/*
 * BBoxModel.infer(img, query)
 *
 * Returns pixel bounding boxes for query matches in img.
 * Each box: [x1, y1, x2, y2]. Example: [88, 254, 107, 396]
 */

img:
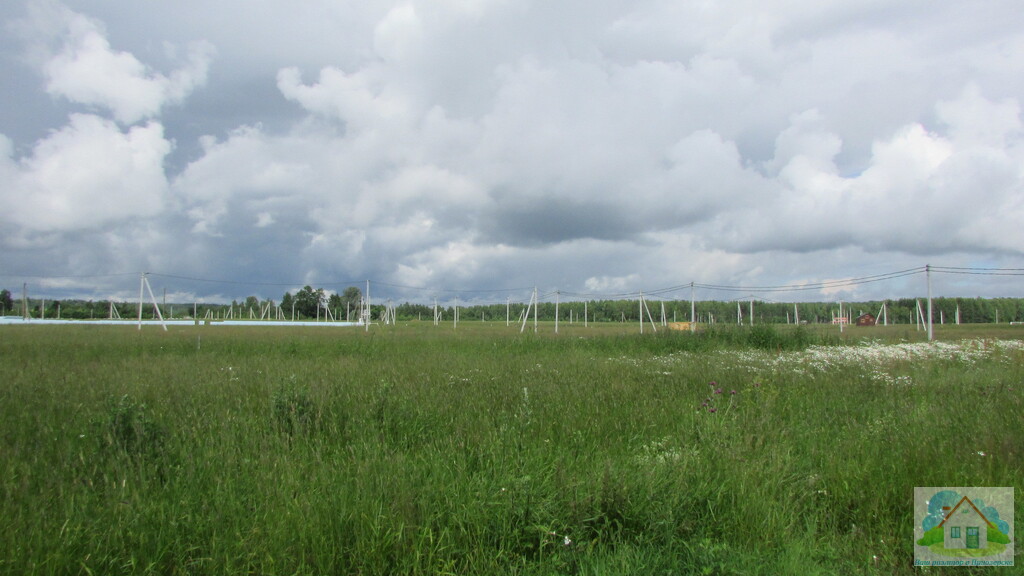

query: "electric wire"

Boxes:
[6, 264, 1023, 304]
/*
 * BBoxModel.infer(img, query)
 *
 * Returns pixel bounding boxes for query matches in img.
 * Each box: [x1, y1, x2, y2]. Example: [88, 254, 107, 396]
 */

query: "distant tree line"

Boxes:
[0, 286, 363, 321]
[3, 287, 1024, 324]
[280, 286, 363, 320]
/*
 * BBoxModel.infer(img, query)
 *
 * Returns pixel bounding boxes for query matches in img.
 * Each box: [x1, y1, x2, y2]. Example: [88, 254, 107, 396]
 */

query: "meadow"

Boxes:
[0, 322, 1021, 575]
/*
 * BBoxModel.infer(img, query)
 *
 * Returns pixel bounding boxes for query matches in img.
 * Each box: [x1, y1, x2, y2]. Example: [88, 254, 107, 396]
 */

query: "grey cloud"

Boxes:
[481, 194, 639, 247]
[3, 0, 1024, 303]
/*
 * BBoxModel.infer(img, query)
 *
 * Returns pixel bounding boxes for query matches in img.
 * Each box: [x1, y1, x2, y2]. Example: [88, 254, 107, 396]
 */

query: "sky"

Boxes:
[1, 0, 1023, 306]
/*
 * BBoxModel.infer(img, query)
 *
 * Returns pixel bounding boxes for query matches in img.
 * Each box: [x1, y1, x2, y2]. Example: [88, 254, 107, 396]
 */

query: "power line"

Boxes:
[931, 266, 1024, 276]
[0, 272, 138, 280]
[692, 267, 925, 293]
[146, 273, 368, 287]
[5, 264, 1020, 304]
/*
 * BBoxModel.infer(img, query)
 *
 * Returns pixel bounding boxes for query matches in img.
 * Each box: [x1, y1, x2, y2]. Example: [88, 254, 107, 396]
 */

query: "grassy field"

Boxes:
[1, 322, 1021, 575]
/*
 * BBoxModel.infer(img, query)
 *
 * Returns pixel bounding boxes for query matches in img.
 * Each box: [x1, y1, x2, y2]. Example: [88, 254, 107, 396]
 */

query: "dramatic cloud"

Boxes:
[2, 0, 1023, 303]
[0, 114, 171, 235]
[22, 0, 213, 124]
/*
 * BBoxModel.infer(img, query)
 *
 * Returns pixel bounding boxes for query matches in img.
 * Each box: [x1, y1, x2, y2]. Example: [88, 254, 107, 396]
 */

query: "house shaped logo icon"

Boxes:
[914, 487, 1014, 566]
[938, 496, 993, 550]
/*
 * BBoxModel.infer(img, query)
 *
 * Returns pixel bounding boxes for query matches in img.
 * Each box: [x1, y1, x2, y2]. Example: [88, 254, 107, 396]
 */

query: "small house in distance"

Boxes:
[855, 313, 876, 327]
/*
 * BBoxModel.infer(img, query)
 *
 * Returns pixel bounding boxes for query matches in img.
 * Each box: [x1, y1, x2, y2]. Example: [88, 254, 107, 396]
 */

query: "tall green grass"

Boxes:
[0, 324, 1021, 574]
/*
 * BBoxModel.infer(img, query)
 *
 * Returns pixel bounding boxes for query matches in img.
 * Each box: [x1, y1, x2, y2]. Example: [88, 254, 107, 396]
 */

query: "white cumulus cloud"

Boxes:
[1, 114, 171, 235]
[25, 0, 213, 124]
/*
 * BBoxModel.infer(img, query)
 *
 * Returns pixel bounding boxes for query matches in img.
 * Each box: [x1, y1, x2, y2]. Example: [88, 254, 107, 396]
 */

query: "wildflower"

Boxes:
[708, 407, 717, 413]
[564, 535, 572, 546]
[977, 451, 986, 457]
[730, 389, 737, 395]
[714, 388, 722, 395]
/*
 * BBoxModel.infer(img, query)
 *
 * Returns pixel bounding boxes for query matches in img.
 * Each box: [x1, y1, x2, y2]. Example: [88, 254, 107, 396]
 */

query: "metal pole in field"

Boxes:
[639, 291, 644, 334]
[519, 291, 531, 333]
[533, 287, 537, 333]
[507, 297, 510, 327]
[142, 274, 168, 331]
[690, 282, 696, 332]
[555, 291, 559, 334]
[138, 273, 145, 330]
[926, 264, 933, 341]
[584, 300, 588, 327]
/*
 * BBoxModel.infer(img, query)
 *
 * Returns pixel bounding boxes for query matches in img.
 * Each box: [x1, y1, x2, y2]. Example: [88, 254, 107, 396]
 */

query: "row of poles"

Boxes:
[21, 267, 943, 341]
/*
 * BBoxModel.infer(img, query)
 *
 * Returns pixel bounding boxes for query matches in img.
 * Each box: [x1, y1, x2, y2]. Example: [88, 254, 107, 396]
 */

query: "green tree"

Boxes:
[293, 286, 324, 319]
[281, 292, 294, 317]
[340, 286, 362, 318]
[0, 289, 13, 315]
[327, 293, 343, 315]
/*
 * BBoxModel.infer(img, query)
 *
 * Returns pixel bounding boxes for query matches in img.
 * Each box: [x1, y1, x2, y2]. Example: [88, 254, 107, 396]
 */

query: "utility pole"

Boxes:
[690, 282, 696, 332]
[555, 291, 559, 334]
[533, 287, 537, 332]
[926, 264, 933, 341]
[639, 291, 644, 334]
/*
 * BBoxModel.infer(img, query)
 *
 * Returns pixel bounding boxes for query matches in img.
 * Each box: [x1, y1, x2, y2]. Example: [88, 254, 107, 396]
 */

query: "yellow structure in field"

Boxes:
[667, 322, 694, 331]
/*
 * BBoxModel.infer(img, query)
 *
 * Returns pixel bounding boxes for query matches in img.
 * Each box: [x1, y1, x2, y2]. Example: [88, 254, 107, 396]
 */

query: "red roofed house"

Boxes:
[938, 496, 995, 550]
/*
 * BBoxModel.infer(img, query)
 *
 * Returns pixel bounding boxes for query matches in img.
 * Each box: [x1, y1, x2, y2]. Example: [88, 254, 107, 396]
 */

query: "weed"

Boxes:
[271, 379, 322, 437]
[94, 394, 166, 460]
